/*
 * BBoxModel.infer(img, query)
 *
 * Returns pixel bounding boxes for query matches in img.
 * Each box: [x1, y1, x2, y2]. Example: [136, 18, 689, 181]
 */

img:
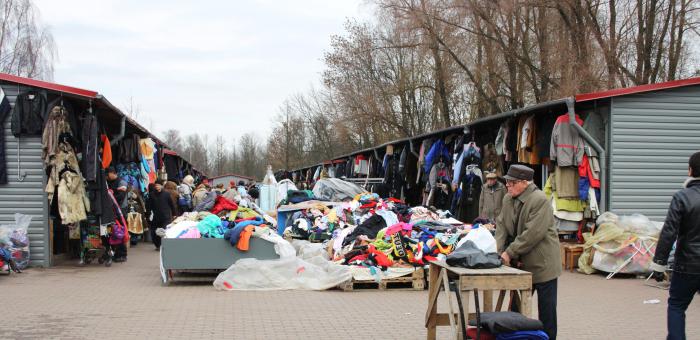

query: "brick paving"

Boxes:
[2, 244, 699, 340]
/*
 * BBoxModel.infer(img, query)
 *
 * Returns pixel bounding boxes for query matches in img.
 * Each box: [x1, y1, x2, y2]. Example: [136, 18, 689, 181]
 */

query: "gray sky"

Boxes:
[34, 0, 368, 142]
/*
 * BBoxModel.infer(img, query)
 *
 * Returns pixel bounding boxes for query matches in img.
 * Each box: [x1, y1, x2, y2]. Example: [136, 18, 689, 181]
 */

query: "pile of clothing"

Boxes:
[281, 191, 498, 275]
[161, 194, 276, 252]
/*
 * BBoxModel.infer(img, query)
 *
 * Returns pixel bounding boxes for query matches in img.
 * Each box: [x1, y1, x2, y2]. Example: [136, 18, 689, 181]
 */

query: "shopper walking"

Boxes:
[651, 151, 700, 340]
[146, 180, 176, 250]
[496, 164, 561, 340]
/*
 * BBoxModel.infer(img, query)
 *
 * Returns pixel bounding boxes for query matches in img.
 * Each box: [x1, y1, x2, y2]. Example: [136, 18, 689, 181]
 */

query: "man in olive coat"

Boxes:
[479, 171, 506, 221]
[496, 164, 561, 340]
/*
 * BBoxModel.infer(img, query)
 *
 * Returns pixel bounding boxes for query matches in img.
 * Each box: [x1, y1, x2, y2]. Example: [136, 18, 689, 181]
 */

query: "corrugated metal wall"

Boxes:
[610, 85, 700, 221]
[0, 83, 49, 267]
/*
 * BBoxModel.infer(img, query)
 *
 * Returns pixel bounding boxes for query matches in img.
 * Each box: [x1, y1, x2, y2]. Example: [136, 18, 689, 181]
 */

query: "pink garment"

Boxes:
[386, 222, 413, 236]
[179, 228, 201, 239]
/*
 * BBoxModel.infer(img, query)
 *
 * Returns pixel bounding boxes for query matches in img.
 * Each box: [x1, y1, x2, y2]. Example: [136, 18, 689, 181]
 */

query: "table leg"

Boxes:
[426, 263, 440, 340]
[495, 290, 506, 311]
[519, 288, 533, 318]
[482, 290, 493, 312]
[441, 269, 459, 340]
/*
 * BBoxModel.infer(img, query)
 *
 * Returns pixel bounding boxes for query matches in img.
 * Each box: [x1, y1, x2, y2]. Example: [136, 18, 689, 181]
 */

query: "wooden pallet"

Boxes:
[339, 267, 426, 291]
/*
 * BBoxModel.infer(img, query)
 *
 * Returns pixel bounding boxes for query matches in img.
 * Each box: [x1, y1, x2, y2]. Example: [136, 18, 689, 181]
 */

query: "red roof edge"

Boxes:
[575, 76, 700, 102]
[0, 72, 98, 98]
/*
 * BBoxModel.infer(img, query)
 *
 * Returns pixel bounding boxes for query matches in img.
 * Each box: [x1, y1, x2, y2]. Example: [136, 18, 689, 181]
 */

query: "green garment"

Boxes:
[544, 175, 586, 212]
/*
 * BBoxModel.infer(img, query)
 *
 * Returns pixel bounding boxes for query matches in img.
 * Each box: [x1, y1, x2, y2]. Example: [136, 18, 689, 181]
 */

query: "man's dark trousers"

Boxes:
[511, 278, 558, 340]
[668, 272, 700, 340]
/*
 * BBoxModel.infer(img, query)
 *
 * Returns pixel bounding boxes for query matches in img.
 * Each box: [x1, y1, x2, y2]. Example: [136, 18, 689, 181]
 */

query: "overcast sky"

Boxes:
[34, 0, 368, 142]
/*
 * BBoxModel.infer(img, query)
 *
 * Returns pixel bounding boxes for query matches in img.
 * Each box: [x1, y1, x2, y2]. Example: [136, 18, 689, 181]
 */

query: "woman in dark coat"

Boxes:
[146, 180, 176, 250]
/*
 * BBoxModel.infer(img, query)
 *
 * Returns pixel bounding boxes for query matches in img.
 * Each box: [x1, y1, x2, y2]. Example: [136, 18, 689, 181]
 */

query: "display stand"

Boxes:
[425, 260, 532, 340]
[160, 238, 280, 285]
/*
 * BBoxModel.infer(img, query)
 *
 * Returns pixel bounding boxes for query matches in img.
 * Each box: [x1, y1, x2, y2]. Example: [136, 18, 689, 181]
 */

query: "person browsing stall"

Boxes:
[496, 164, 561, 340]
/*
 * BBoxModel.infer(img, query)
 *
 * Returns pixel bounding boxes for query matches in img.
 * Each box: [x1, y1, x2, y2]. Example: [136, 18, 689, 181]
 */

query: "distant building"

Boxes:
[210, 173, 255, 188]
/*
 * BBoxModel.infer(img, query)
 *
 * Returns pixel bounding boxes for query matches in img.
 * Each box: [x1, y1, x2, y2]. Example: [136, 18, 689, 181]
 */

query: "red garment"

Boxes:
[211, 196, 239, 215]
[101, 134, 112, 169]
[359, 201, 377, 209]
[387, 197, 404, 203]
[578, 154, 600, 188]
[234, 217, 257, 223]
[348, 254, 368, 263]
[236, 226, 254, 251]
[367, 245, 393, 267]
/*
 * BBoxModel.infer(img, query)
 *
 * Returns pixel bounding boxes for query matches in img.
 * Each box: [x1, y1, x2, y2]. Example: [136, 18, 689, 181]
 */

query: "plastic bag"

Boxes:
[618, 214, 662, 237]
[0, 213, 32, 270]
[456, 225, 497, 254]
[312, 178, 365, 202]
[260, 165, 278, 212]
[213, 255, 351, 291]
[292, 240, 330, 260]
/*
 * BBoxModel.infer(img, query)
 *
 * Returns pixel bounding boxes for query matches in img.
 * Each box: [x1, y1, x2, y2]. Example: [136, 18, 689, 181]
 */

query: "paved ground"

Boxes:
[2, 244, 699, 340]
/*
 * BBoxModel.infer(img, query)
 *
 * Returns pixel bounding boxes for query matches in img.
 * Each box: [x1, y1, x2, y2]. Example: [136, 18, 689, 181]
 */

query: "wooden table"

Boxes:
[425, 260, 533, 340]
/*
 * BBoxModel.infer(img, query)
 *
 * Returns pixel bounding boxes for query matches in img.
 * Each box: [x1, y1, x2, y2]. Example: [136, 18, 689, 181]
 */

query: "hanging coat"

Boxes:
[57, 170, 91, 224]
[81, 114, 99, 182]
[0, 88, 11, 184]
[11, 90, 47, 136]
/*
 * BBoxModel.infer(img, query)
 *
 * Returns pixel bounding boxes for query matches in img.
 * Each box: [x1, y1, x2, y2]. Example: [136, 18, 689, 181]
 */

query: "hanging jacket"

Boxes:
[423, 139, 450, 175]
[81, 114, 99, 182]
[452, 142, 481, 187]
[101, 134, 112, 169]
[0, 88, 12, 184]
[42, 106, 71, 165]
[119, 134, 141, 163]
[58, 169, 90, 224]
[479, 181, 506, 221]
[550, 113, 585, 167]
[11, 90, 47, 136]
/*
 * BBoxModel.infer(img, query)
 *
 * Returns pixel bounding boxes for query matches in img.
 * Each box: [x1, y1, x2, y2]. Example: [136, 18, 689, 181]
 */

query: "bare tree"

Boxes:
[0, 0, 56, 80]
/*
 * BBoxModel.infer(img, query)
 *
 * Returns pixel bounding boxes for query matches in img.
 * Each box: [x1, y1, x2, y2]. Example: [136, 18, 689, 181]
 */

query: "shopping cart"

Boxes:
[80, 223, 112, 267]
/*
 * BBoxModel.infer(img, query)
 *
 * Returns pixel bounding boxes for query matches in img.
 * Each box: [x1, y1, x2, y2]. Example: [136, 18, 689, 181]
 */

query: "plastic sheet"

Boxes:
[312, 178, 365, 202]
[578, 212, 658, 275]
[213, 255, 351, 291]
[618, 213, 662, 237]
[0, 213, 32, 270]
[456, 226, 496, 253]
[292, 240, 330, 260]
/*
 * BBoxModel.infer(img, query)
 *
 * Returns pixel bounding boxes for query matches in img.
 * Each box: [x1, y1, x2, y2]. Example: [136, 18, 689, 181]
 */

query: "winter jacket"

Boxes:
[147, 190, 176, 225]
[41, 106, 71, 165]
[653, 178, 700, 274]
[194, 191, 218, 212]
[496, 183, 562, 284]
[479, 181, 506, 221]
[452, 142, 481, 187]
[58, 170, 90, 224]
[550, 114, 585, 167]
[11, 90, 47, 136]
[81, 114, 99, 181]
[118, 134, 141, 163]
[192, 185, 209, 207]
[0, 88, 11, 184]
[423, 139, 450, 175]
